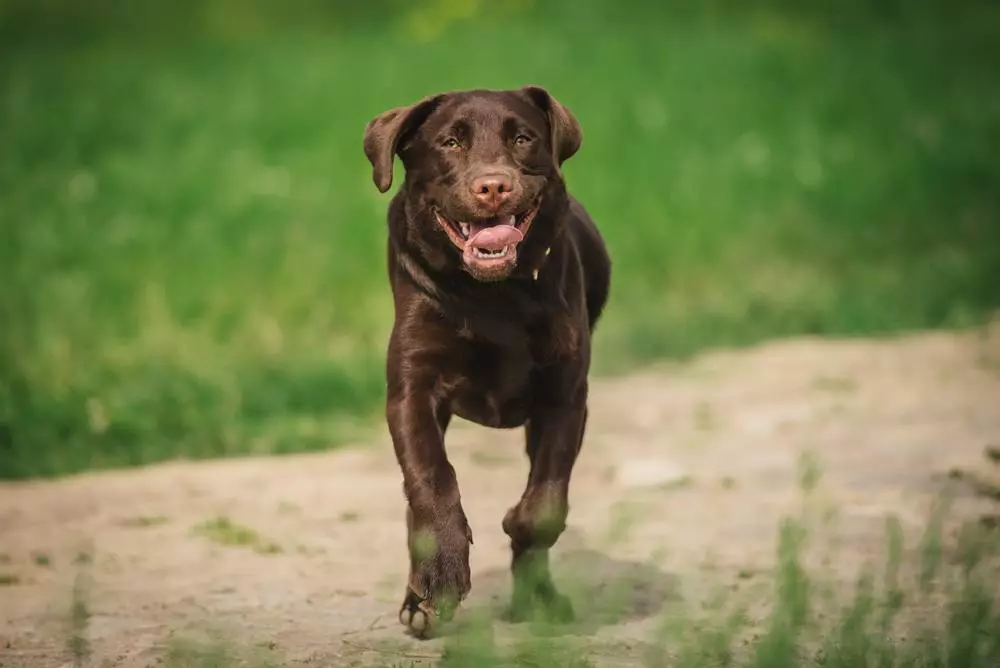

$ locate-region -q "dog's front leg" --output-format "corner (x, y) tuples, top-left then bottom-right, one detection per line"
(502, 374), (588, 623)
(387, 382), (471, 637)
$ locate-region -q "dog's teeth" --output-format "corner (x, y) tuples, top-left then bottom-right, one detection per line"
(473, 245), (511, 259)
(459, 222), (470, 237)
(508, 215), (516, 225)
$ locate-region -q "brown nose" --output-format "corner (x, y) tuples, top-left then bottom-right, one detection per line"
(471, 174), (514, 209)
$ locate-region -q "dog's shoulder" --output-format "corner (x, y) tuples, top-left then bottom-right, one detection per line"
(559, 194), (612, 332)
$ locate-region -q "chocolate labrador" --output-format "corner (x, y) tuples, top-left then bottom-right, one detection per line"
(363, 86), (611, 636)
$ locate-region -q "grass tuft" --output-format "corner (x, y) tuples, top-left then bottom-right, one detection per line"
(191, 516), (283, 555)
(68, 568), (91, 667)
(122, 515), (171, 528)
(39, 489), (998, 667)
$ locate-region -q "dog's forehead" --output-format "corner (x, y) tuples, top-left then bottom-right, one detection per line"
(424, 91), (547, 134)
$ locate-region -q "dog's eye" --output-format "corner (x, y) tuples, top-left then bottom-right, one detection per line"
(441, 137), (461, 149)
(513, 134), (532, 146)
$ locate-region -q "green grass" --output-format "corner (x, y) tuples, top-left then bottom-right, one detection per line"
(430, 484), (1000, 668)
(68, 568), (91, 667)
(2, 0), (1000, 479)
(121, 514), (171, 528)
(146, 479), (1000, 667)
(191, 516), (283, 555)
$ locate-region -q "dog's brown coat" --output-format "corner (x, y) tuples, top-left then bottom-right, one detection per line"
(363, 86), (611, 634)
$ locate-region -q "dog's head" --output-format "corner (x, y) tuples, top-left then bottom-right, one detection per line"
(363, 86), (582, 282)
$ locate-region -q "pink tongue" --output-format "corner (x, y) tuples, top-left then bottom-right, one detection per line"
(466, 224), (524, 251)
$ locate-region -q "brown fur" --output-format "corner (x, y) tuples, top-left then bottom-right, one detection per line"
(363, 86), (612, 635)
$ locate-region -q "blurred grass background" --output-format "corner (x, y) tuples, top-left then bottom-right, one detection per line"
(1, 0), (998, 479)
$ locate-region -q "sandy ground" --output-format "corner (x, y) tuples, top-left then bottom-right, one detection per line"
(2, 326), (999, 667)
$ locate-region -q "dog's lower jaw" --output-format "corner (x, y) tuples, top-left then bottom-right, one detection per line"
(463, 255), (518, 282)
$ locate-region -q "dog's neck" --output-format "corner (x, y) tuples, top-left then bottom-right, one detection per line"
(532, 246), (552, 281)
(394, 239), (553, 306)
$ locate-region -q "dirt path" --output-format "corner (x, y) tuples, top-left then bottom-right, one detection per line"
(2, 327), (999, 667)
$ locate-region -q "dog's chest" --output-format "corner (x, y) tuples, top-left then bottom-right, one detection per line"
(445, 330), (536, 429)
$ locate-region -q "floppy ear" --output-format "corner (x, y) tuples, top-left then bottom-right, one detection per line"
(520, 85), (583, 169)
(362, 95), (442, 193)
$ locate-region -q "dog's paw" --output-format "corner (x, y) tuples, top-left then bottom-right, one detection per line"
(398, 565), (466, 638)
(398, 587), (437, 637)
(402, 511), (473, 637)
(504, 592), (575, 624)
(504, 549), (575, 625)
(504, 582), (575, 625)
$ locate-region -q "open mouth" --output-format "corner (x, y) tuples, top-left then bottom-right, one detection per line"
(433, 199), (541, 270)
